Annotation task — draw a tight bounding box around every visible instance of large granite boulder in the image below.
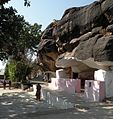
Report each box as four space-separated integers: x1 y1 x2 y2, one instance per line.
37 0 113 73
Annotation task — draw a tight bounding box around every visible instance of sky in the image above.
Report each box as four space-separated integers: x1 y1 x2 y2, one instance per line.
1 0 96 69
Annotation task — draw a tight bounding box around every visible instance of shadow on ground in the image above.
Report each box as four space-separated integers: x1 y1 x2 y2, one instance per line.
0 91 113 119
0 92 55 119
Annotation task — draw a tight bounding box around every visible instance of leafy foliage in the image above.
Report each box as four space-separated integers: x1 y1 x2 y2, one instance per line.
0 6 25 60
0 6 42 61
0 0 30 6
15 61 31 82
24 0 31 7
4 59 32 82
1 1 42 81
0 0 11 5
12 22 42 61
6 60 16 82
4 64 9 80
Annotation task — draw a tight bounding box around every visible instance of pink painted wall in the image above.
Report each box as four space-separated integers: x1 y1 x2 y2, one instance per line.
48 78 81 94
84 80 105 102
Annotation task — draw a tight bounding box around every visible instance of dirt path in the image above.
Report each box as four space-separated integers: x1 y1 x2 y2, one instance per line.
0 88 113 119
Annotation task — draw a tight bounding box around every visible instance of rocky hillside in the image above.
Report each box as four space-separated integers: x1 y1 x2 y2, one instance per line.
37 0 113 73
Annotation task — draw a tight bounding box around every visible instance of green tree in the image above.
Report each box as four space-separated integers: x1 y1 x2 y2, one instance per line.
12 22 42 60
0 6 42 60
1 3 42 82
3 18 42 82
6 60 16 82
15 61 30 82
4 59 33 88
0 6 26 60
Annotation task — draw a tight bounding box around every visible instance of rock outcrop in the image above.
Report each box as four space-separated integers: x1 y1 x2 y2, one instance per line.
37 0 113 73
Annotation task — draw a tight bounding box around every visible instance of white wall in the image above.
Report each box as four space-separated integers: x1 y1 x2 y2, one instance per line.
94 69 113 98
84 80 105 101
56 69 67 78
48 78 81 94
42 88 74 109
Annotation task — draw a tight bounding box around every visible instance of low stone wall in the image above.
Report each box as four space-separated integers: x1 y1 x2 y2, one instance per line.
48 78 81 94
84 80 105 102
32 84 74 109
42 88 74 109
